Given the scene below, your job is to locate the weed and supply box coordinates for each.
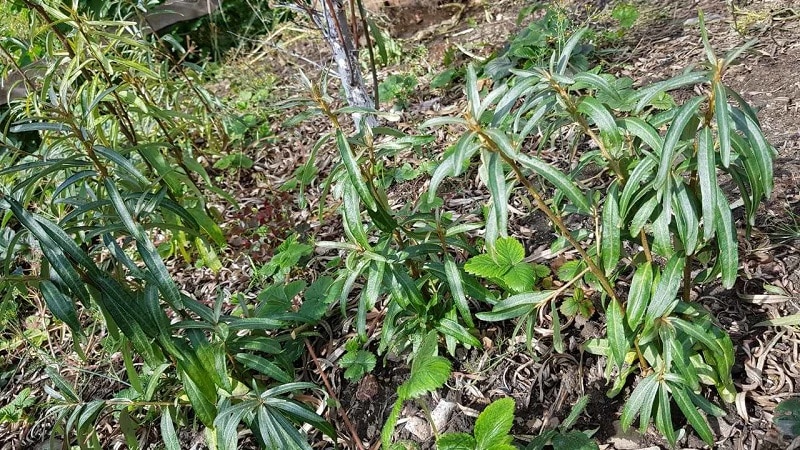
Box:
[438,397,516,450]
[379,73,419,110]
[526,396,598,450]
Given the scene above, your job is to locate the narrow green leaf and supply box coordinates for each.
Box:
[669,382,714,446]
[551,297,563,353]
[161,408,181,450]
[607,298,627,368]
[556,28,589,74]
[620,374,659,431]
[575,72,623,103]
[601,182,621,276]
[510,152,591,214]
[552,431,599,450]
[628,194,657,236]
[180,370,216,427]
[104,179,183,310]
[697,126,717,241]
[714,185,738,289]
[476,291,554,322]
[634,72,708,113]
[698,11,717,65]
[342,182,370,248]
[672,178,699,255]
[94,145,149,186]
[466,64,480,119]
[755,314,800,327]
[237,353,292,384]
[484,150,509,243]
[655,383,677,446]
[495,76,541,122]
[620,117,664,155]
[655,96,703,189]
[646,254,685,322]
[445,256,474,327]
[337,129,378,212]
[118,409,140,450]
[714,82,732,167]
[627,262,653,330]
[578,97,622,157]
[40,280,82,335]
[619,158,656,219]
[52,170,97,199]
[436,318,481,348]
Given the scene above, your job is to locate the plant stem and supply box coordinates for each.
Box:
[304,339,366,450]
[485,137,619,302]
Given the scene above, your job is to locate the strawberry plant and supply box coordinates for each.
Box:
[438,397,516,450]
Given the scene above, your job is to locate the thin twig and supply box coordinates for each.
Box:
[304,339,366,450]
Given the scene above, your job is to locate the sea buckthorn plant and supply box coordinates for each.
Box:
[318,13,773,447]
[1,1,333,447]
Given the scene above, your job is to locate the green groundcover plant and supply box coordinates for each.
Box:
[314,10,773,448]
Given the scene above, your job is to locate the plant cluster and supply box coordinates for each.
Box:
[0,1,332,447]
[0,0,780,448]
[304,12,773,450]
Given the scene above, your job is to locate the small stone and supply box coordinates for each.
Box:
[430,400,457,431]
[404,416,432,441]
[608,420,647,450]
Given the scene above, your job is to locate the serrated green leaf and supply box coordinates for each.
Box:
[502,263,536,293]
[494,237,525,265]
[474,397,515,450]
[438,432,477,450]
[403,331,451,399]
[773,398,800,437]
